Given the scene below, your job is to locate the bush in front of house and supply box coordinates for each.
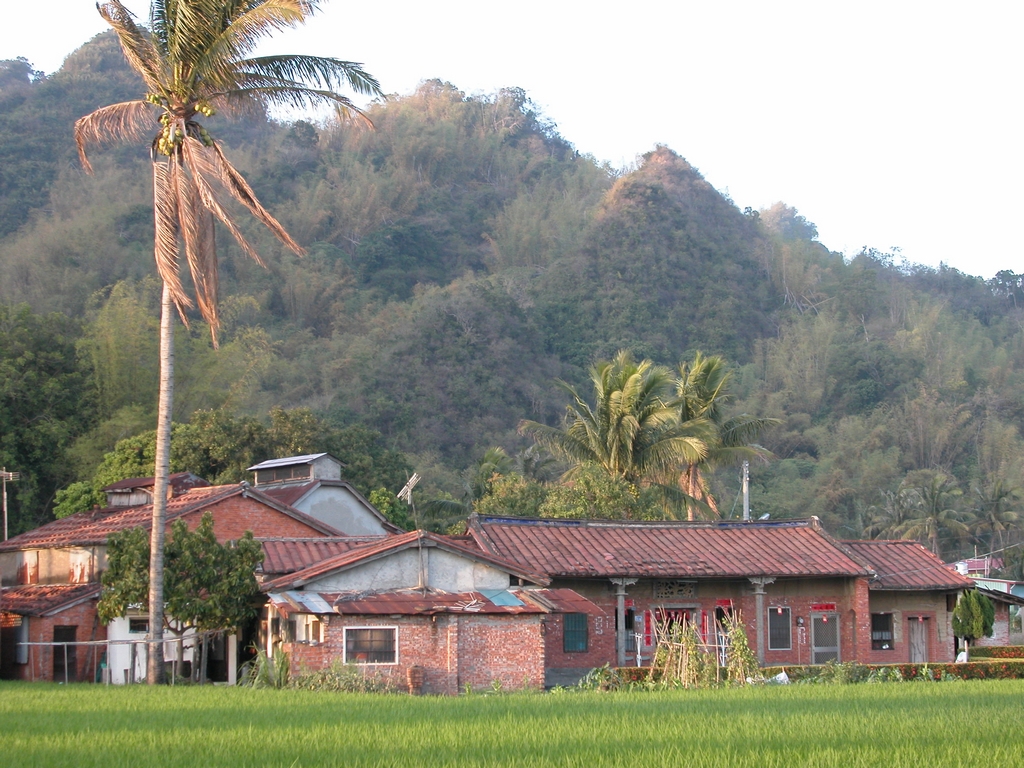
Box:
[967,645,1024,659]
[759,659,1024,683]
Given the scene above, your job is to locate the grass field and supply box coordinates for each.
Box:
[2,681,1023,767]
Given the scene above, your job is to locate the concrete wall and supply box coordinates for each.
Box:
[285,612,545,694]
[0,548,100,586]
[306,547,510,593]
[311,456,342,481]
[291,486,388,536]
[866,591,957,663]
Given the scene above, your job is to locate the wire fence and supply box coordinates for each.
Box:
[15,634,210,685]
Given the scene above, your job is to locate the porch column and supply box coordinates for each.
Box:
[610,578,637,667]
[749,577,776,665]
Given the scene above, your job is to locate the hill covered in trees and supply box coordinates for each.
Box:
[3,33,1024,566]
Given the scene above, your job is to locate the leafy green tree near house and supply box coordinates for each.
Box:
[897,472,971,557]
[98,512,263,681]
[951,589,995,660]
[74,0,381,683]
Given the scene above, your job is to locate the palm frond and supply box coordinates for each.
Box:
[179,136,267,266]
[75,101,156,172]
[98,2,165,91]
[240,55,382,96]
[152,158,191,320]
[208,142,304,255]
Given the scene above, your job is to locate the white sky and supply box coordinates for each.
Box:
[2,1,1022,279]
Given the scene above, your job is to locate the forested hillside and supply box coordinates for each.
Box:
[3,33,1024,566]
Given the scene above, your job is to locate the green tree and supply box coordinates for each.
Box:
[674,352,778,520]
[897,472,970,557]
[73,0,379,683]
[951,589,995,659]
[0,304,94,532]
[98,512,263,680]
[970,480,1021,552]
[519,350,707,499]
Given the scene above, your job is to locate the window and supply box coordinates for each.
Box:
[871,613,894,650]
[563,613,588,653]
[128,618,149,634]
[345,627,397,664]
[768,606,791,650]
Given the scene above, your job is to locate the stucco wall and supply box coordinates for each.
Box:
[306,547,510,593]
[292,486,387,535]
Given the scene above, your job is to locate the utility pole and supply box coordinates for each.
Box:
[742,460,750,521]
[2,468,21,541]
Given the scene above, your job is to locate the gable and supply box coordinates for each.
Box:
[300,546,511,593]
[291,485,389,535]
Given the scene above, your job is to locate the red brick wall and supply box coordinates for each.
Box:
[181,496,326,541]
[5,600,106,682]
[548,576,881,669]
[286,613,545,694]
[544,611,615,674]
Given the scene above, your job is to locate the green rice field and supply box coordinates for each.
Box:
[2,681,1022,767]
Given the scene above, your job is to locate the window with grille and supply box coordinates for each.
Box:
[563,613,588,653]
[768,607,791,650]
[653,580,695,599]
[345,627,397,664]
[871,613,894,650]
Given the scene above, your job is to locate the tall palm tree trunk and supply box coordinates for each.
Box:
[147,282,174,684]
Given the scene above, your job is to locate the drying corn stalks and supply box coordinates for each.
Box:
[649,611,761,688]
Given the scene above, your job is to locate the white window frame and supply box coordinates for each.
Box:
[343,625,399,665]
[768,606,792,650]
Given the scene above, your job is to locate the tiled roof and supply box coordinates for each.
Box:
[258,482,316,507]
[841,540,975,590]
[258,481,402,534]
[1,584,101,616]
[469,516,873,579]
[269,586,602,617]
[263,530,550,591]
[259,537,387,576]
[0,484,339,552]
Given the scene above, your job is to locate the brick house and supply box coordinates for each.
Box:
[841,540,976,663]
[0,481,340,682]
[261,530,603,693]
[466,515,975,683]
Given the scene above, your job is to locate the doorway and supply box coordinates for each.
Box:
[908,617,929,662]
[53,625,77,683]
[811,613,839,664]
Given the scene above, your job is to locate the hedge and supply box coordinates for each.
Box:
[607,659,1024,685]
[966,645,1024,659]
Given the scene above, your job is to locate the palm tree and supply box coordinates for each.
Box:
[75,0,381,684]
[519,351,708,508]
[971,479,1021,552]
[897,472,971,557]
[863,486,921,539]
[674,352,779,520]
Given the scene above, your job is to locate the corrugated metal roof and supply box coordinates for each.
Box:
[247,454,331,471]
[469,516,873,579]
[269,587,602,616]
[0,484,339,552]
[259,537,387,576]
[0,584,101,616]
[841,540,975,590]
[263,530,551,591]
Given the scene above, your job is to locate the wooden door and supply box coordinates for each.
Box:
[908,618,928,663]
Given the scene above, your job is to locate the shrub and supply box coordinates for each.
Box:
[968,645,1024,659]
